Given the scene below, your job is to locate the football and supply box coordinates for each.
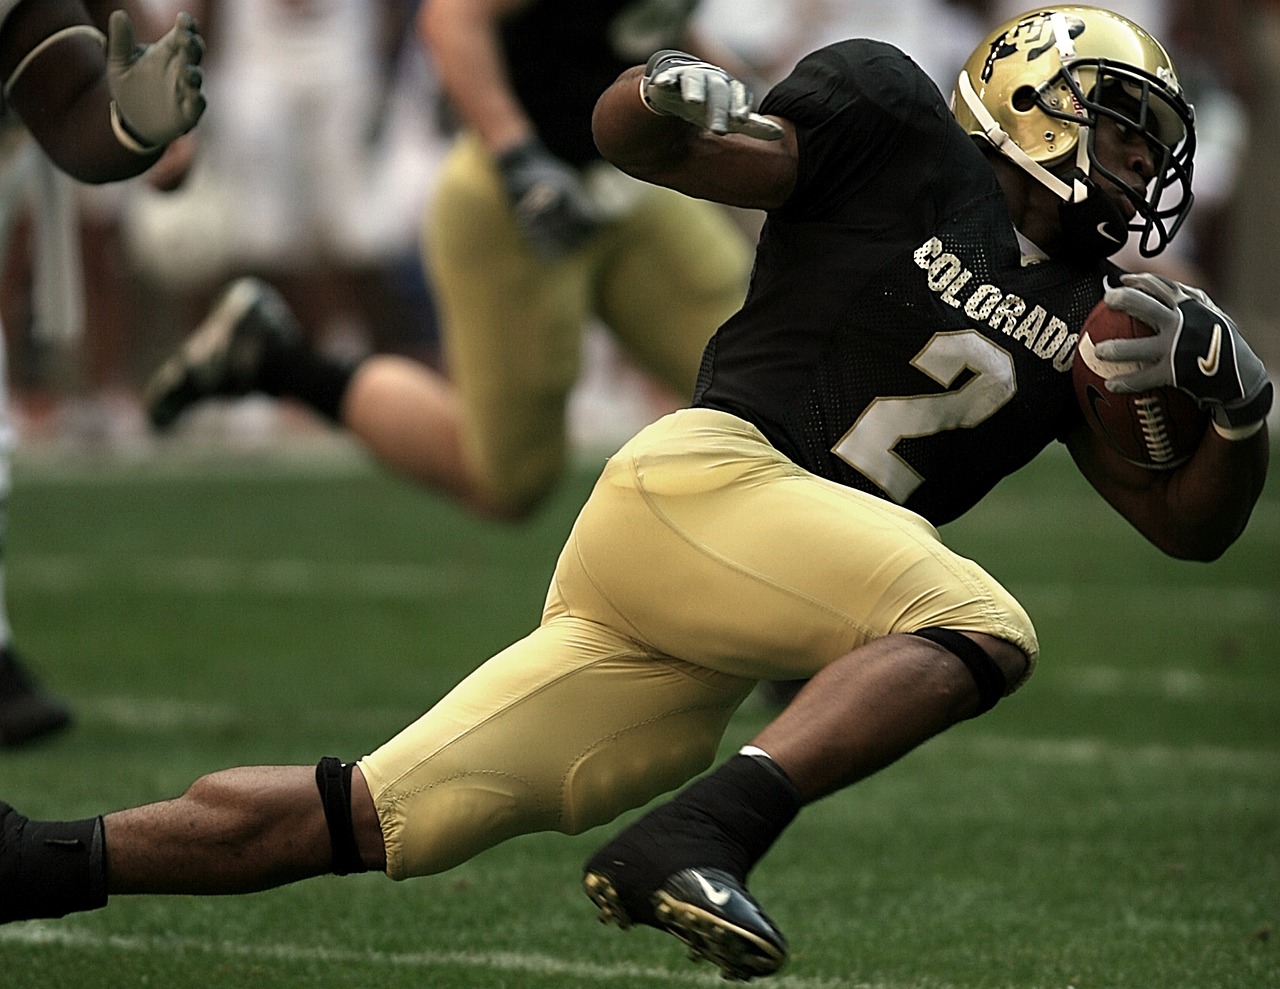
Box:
[1072,298,1207,469]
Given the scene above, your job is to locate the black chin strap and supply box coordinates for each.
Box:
[1057,177,1129,261]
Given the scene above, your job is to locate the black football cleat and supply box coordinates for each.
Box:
[144,277,301,430]
[0,649,71,748]
[584,864,787,981]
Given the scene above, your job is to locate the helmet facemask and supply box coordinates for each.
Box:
[1037,58,1196,257]
[952,7,1197,260]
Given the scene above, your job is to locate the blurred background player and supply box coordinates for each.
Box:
[120,0,444,394]
[143,0,753,521]
[0,0,204,746]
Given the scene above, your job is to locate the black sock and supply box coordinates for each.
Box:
[585,754,801,922]
[258,339,359,425]
[1,805,108,922]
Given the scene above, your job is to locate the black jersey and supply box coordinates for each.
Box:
[693,39,1110,525]
[501,0,701,169]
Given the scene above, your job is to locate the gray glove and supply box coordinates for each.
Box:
[496,139,601,261]
[1098,272,1273,430]
[640,49,782,140]
[106,10,206,150]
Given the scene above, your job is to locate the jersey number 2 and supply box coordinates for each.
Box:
[832,330,1016,502]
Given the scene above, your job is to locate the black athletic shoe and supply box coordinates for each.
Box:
[584,863,787,981]
[0,649,72,748]
[144,277,301,430]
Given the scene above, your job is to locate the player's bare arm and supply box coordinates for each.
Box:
[1066,416,1268,561]
[593,61,797,210]
[1071,270,1272,560]
[418,0,534,154]
[0,0,204,184]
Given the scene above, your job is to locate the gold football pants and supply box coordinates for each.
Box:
[424,134,751,514]
[359,409,1038,880]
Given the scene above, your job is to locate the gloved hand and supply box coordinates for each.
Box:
[496,139,601,261]
[1098,272,1273,431]
[107,10,206,151]
[640,49,782,140]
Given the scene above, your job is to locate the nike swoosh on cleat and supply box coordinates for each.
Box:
[1197,324,1222,376]
[691,870,732,907]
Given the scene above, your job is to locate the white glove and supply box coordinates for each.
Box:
[106,10,206,151]
[640,49,782,141]
[1097,272,1273,431]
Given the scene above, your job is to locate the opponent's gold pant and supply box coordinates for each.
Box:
[359,409,1038,880]
[424,134,751,514]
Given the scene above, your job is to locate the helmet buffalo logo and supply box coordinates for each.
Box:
[980,12,1086,82]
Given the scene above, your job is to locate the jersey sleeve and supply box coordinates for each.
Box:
[759,39,948,221]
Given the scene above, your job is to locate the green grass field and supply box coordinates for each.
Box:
[1,435,1276,989]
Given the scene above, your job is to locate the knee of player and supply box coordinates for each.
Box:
[910,628,1032,717]
[982,635,1032,692]
[472,463,562,521]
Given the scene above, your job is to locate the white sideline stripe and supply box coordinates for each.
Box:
[59,696,1280,773]
[1014,582,1277,619]
[954,734,1280,774]
[14,554,1277,618]
[0,925,925,989]
[15,555,483,600]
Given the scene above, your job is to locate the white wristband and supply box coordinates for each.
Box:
[1211,417,1265,441]
[638,76,664,116]
[110,101,160,155]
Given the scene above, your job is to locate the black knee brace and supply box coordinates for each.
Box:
[911,627,1007,717]
[315,757,369,876]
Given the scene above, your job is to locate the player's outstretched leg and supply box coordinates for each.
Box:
[0,648,72,748]
[583,752,800,981]
[144,277,302,430]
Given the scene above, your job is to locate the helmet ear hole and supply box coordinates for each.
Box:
[1012,85,1039,112]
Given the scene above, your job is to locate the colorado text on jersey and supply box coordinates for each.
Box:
[913,236,1078,373]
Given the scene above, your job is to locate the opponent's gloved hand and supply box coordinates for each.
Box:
[106,10,206,152]
[640,49,783,141]
[1097,272,1273,432]
[496,139,601,261]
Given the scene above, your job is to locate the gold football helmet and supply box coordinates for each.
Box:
[952,6,1195,257]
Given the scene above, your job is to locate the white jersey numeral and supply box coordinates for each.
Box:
[832,330,1017,502]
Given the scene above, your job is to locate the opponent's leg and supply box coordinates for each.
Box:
[424,134,591,519]
[0,357,71,748]
[142,275,504,515]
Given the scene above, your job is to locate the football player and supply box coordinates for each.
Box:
[142,0,752,521]
[0,0,204,746]
[0,6,1269,983]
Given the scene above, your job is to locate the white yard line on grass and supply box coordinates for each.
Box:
[15,554,1279,622]
[0,923,946,989]
[15,554,483,600]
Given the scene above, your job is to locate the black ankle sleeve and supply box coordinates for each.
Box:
[261,346,359,424]
[2,810,107,922]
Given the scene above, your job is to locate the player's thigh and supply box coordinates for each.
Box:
[358,616,752,880]
[596,192,751,395]
[424,136,591,507]
[555,409,1037,681]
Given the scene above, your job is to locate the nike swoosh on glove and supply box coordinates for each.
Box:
[1096,272,1273,430]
